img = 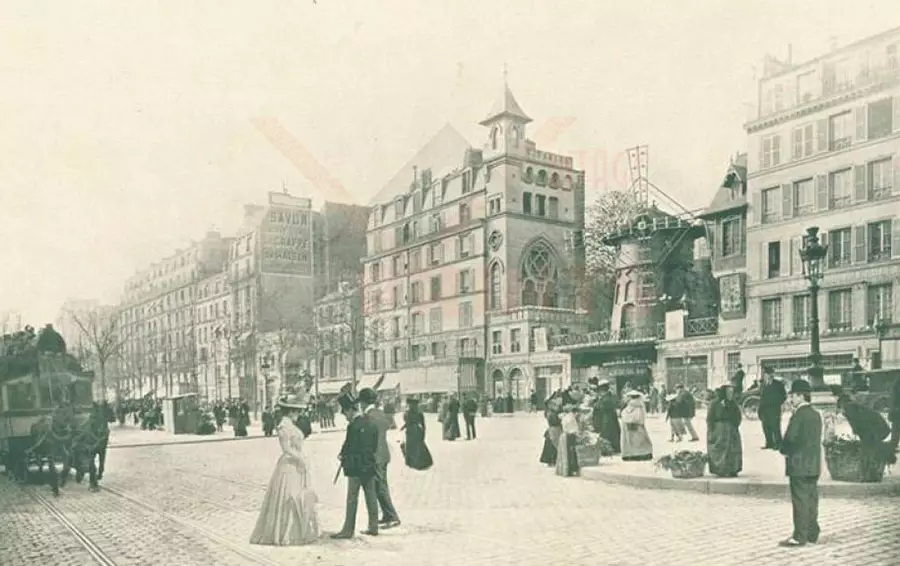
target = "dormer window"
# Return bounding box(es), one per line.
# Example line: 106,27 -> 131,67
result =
394,197 -> 405,219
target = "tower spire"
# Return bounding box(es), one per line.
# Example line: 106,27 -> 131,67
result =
502,61 -> 508,85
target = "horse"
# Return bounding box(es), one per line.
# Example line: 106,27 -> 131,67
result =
27,410 -> 76,496
70,405 -> 110,492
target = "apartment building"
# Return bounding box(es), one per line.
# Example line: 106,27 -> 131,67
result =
312,284 -> 373,395
742,28 -> 900,379
362,83 -> 587,401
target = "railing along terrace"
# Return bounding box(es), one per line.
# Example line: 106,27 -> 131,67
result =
684,316 -> 719,337
550,324 -> 664,348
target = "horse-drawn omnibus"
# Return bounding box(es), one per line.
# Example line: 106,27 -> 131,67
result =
0,337 -> 103,494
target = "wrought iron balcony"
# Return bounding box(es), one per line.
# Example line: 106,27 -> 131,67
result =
684,316 -> 719,337
550,324 -> 664,349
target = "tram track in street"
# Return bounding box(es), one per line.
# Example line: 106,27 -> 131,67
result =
101,484 -> 283,566
24,486 -> 119,566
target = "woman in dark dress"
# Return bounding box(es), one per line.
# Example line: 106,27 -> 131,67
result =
401,398 -> 433,470
706,384 -> 743,477
539,399 -> 563,466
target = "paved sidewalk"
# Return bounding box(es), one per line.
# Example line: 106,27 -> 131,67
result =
108,421 -> 345,448
580,411 -> 900,497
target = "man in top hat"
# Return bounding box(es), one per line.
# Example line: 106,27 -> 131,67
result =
331,392 -> 380,539
357,387 -> 401,529
778,378 -> 822,547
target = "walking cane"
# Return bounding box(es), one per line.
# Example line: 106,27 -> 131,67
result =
333,462 -> 343,485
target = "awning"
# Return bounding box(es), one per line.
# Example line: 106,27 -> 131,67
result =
377,372 -> 401,391
356,374 -> 383,390
316,380 -> 350,395
401,365 -> 455,394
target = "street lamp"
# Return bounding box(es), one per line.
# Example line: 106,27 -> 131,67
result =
799,226 -> 828,389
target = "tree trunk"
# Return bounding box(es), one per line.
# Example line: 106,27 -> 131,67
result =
99,359 -> 107,404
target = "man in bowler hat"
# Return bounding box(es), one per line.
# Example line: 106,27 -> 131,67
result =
357,387 -> 401,529
779,378 -> 822,547
331,392 -> 380,539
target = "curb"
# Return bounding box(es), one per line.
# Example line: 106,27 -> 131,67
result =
579,467 -> 900,499
108,428 -> 345,450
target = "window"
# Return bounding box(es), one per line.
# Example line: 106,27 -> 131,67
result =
791,124 -> 815,160
391,255 -> 402,277
828,228 -> 851,267
767,241 -> 781,278
521,241 -> 559,307
888,44 -> 898,70
431,341 -> 445,358
869,158 -> 893,200
394,198 -> 405,218
792,295 -> 811,334
536,195 -> 546,216
459,302 -> 473,328
868,220 -> 892,261
547,196 -> 560,219
829,111 -> 853,150
410,281 -> 423,303
489,263 -> 502,310
428,243 -> 442,265
461,171 -> 472,194
410,312 -> 424,336
458,202 -> 471,223
761,298 -> 782,337
458,337 -> 472,356
549,172 -> 560,188
409,344 -> 421,362
392,285 -> 401,308
458,234 -> 472,258
721,217 -> 742,256
523,192 -> 532,214
829,169 -> 852,208
793,178 -> 814,215
430,276 -> 442,300
523,167 -> 533,183
827,289 -> 852,331
760,135 -> 781,169
427,213 -> 441,233
459,269 -> 473,293
536,170 -> 547,186
391,317 -> 401,339
429,307 -> 443,333
867,284 -> 893,325
488,196 -> 501,215
834,59 -> 853,91
797,72 -> 815,104
370,262 -> 381,282
761,188 -> 780,223
503,329 -> 520,353
391,346 -> 403,366
409,249 -> 421,273
868,98 -> 893,139
491,330 -> 503,354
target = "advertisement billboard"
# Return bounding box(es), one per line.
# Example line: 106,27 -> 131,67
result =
261,207 -> 313,275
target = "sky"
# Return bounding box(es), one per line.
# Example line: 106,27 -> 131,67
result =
1,0 -> 898,325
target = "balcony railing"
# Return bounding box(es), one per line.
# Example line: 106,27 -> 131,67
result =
684,317 -> 719,337
550,324 -> 664,348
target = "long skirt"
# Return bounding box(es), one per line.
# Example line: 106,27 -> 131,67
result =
707,421 -> 743,477
442,415 -> 460,441
555,433 -> 579,477
250,455 -> 319,546
539,426 -> 561,465
402,428 -> 434,471
621,423 -> 653,461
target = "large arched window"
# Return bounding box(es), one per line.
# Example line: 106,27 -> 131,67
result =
623,282 -> 633,302
491,125 -> 500,150
620,304 -> 636,330
489,263 -> 503,310
523,167 -> 534,184
520,241 -> 559,307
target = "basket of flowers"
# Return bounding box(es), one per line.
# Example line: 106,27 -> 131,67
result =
574,431 -> 615,466
195,411 -> 217,435
824,434 -> 894,483
654,450 -> 708,479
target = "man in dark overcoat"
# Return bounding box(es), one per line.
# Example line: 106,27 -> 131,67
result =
758,367 -> 787,449
358,388 -> 401,529
462,394 -> 478,440
591,380 -> 621,454
331,392 -> 380,539
779,379 -> 822,547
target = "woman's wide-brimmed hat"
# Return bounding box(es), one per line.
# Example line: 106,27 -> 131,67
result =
626,390 -> 643,398
665,393 -> 677,401
275,394 -> 306,410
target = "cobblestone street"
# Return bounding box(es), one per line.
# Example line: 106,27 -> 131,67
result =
2,414 -> 898,565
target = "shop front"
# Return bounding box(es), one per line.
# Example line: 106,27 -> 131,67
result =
554,333 -> 658,395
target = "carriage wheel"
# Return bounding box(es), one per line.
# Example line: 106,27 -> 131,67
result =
741,397 -> 760,420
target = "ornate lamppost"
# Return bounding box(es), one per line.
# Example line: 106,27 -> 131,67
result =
799,226 -> 828,389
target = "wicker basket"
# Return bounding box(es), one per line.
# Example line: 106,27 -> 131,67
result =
669,460 -> 706,479
576,444 -> 601,467
825,444 -> 886,483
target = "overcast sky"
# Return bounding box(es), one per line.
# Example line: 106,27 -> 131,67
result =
2,0 -> 898,324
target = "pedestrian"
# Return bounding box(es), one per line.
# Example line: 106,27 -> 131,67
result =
620,391 -> 653,462
249,395 -> 319,546
674,384 -> 700,442
778,379 -> 822,548
732,363 -> 746,398
759,367 -> 787,450
706,384 -> 743,477
357,388 -> 401,530
331,392 -> 380,539
890,376 -> 900,449
665,393 -> 685,441
443,394 -> 460,441
261,406 -> 275,437
529,389 -> 538,412
400,398 -> 433,471
463,394 -> 478,440
540,394 -> 563,466
591,380 -> 621,454
555,403 -> 580,477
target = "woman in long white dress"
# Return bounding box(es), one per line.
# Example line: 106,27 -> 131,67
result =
250,395 -> 320,546
620,390 -> 653,462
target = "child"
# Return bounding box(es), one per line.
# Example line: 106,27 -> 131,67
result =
665,393 -> 686,442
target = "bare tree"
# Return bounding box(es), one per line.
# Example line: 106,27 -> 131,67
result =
68,308 -> 130,406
